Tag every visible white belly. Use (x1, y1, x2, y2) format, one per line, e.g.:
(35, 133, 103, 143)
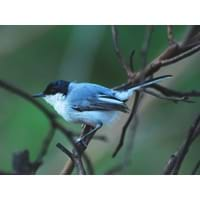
(64, 108, 118, 126)
(56, 103, 118, 126)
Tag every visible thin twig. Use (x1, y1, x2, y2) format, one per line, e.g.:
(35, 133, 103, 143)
(0, 80, 75, 145)
(123, 115, 139, 170)
(111, 26, 200, 174)
(151, 84, 200, 104)
(36, 125, 56, 164)
(0, 79, 78, 174)
(129, 49, 135, 71)
(57, 142, 87, 175)
(115, 41, 200, 91)
(0, 80, 55, 119)
(111, 25, 134, 80)
(107, 98, 142, 174)
(112, 92, 140, 157)
(56, 143, 74, 161)
(163, 114, 200, 175)
(143, 89, 194, 103)
(60, 125, 95, 175)
(167, 25, 175, 45)
(145, 43, 200, 77)
(152, 84, 200, 98)
(112, 27, 154, 158)
(141, 26, 154, 67)
(118, 26, 154, 164)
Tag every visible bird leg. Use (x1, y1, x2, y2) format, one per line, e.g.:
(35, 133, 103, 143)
(76, 123, 103, 148)
(81, 124, 86, 129)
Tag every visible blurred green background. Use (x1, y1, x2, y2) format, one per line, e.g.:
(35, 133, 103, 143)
(0, 25, 199, 174)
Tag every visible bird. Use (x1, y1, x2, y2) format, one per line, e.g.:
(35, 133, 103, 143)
(33, 75, 171, 142)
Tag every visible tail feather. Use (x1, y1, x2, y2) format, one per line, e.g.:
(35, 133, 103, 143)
(116, 75, 172, 101)
(129, 75, 172, 91)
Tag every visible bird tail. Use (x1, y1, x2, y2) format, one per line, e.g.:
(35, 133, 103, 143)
(116, 75, 172, 101)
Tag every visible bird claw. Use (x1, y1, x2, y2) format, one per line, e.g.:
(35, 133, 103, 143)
(75, 137, 88, 148)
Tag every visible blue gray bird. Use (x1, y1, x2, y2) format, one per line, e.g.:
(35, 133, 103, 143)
(33, 75, 171, 139)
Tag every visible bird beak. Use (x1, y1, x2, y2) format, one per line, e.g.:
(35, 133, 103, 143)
(32, 93, 45, 98)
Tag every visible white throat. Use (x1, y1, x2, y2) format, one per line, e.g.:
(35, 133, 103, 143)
(43, 93, 66, 109)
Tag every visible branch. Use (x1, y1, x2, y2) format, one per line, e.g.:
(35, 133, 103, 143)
(0, 80, 76, 144)
(56, 143, 74, 161)
(150, 84, 200, 104)
(0, 80, 55, 119)
(107, 94, 143, 173)
(115, 28, 200, 91)
(0, 79, 78, 174)
(112, 26, 200, 175)
(167, 25, 175, 45)
(112, 27, 154, 158)
(106, 115, 139, 174)
(163, 114, 200, 175)
(52, 25, 200, 174)
(35, 125, 55, 165)
(129, 49, 135, 71)
(60, 125, 96, 175)
(60, 25, 200, 174)
(112, 92, 140, 157)
(144, 43, 200, 78)
(152, 84, 200, 98)
(141, 26, 154, 67)
(143, 89, 194, 103)
(57, 142, 86, 175)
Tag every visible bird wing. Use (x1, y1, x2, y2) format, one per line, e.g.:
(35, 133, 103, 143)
(72, 93, 129, 113)
(68, 82, 129, 113)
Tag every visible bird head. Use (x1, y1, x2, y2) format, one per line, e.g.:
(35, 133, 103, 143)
(33, 80, 70, 106)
